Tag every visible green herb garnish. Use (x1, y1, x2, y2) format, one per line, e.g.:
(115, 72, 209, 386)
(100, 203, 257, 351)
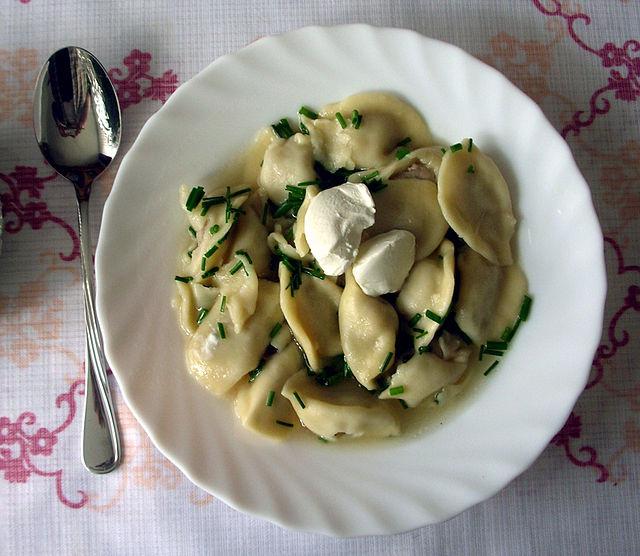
(274, 184, 307, 218)
(519, 294, 533, 321)
(379, 351, 393, 374)
(399, 399, 410, 409)
(269, 322, 282, 338)
(220, 295, 226, 313)
(408, 313, 422, 327)
(204, 244, 218, 258)
(396, 146, 411, 160)
(441, 147, 447, 154)
(200, 256, 207, 272)
(271, 118, 294, 139)
(467, 164, 475, 174)
(185, 186, 205, 211)
(174, 275, 192, 283)
(389, 385, 405, 396)
(351, 109, 362, 128)
(229, 260, 245, 275)
(275, 420, 294, 428)
(335, 111, 347, 128)
(450, 143, 463, 153)
(217, 322, 226, 339)
(486, 340, 508, 351)
(201, 266, 218, 279)
(484, 360, 499, 376)
(299, 121, 309, 135)
(298, 106, 318, 119)
(188, 225, 196, 238)
(468, 138, 473, 152)
(425, 309, 443, 324)
(397, 136, 412, 147)
(418, 345, 430, 354)
(209, 224, 220, 235)
(248, 360, 265, 382)
(196, 308, 209, 325)
(293, 391, 306, 409)
(483, 349, 504, 357)
(265, 390, 275, 407)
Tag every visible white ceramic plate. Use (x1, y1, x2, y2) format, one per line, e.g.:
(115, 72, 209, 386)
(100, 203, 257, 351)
(96, 25, 606, 536)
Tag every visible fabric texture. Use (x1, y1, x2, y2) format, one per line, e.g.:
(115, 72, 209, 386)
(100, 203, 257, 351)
(0, 1, 638, 554)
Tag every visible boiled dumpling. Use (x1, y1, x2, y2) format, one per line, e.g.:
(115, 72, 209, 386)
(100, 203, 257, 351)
(259, 133, 316, 204)
(438, 138, 516, 265)
(279, 263, 343, 370)
(339, 269, 398, 390)
(303, 92, 432, 172)
(293, 184, 319, 257)
(396, 239, 455, 349)
(364, 178, 448, 259)
(186, 279, 282, 395)
(379, 351, 469, 408)
(227, 204, 271, 277)
(282, 370, 401, 440)
(174, 281, 219, 336)
(234, 342, 303, 439)
(213, 251, 258, 333)
(455, 247, 527, 345)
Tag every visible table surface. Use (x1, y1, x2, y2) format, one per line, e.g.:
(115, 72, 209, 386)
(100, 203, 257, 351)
(1, 1, 639, 554)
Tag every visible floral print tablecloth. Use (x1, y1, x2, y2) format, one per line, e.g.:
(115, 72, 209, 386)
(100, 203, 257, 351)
(1, 1, 638, 554)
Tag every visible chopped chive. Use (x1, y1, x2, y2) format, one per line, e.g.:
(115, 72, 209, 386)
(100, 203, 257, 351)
(298, 106, 318, 119)
(396, 146, 411, 160)
(209, 224, 220, 235)
(261, 202, 269, 225)
(271, 118, 294, 139)
(441, 147, 447, 154)
(335, 111, 347, 128)
(362, 170, 380, 183)
(412, 327, 425, 334)
(185, 186, 205, 211)
(248, 360, 265, 382)
(519, 294, 533, 321)
(486, 340, 508, 351)
(299, 121, 309, 135)
(468, 138, 473, 152)
(196, 308, 209, 325)
(479, 344, 485, 361)
(236, 250, 253, 264)
(188, 225, 196, 238)
(283, 226, 294, 241)
(418, 345, 430, 354)
(467, 164, 475, 174)
(174, 275, 192, 283)
(415, 330, 429, 339)
(318, 436, 329, 443)
(229, 260, 244, 275)
(397, 136, 412, 147)
(399, 399, 409, 409)
(425, 309, 443, 324)
(293, 391, 306, 409)
(297, 179, 319, 187)
(351, 109, 362, 128)
(217, 322, 226, 339)
(389, 385, 405, 396)
(229, 187, 252, 199)
(500, 327, 512, 342)
(220, 295, 226, 313)
(187, 250, 193, 259)
(275, 420, 294, 428)
(366, 179, 387, 193)
(408, 313, 422, 327)
(201, 266, 218, 279)
(506, 318, 522, 342)
(269, 322, 282, 338)
(204, 244, 218, 258)
(379, 351, 393, 374)
(201, 195, 225, 207)
(265, 390, 275, 407)
(201, 256, 207, 272)
(483, 349, 505, 357)
(450, 143, 463, 153)
(484, 360, 499, 376)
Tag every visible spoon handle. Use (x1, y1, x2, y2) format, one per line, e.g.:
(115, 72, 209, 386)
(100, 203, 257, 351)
(77, 198, 122, 474)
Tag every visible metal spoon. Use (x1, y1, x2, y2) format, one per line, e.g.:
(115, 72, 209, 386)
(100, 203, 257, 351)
(33, 47, 122, 474)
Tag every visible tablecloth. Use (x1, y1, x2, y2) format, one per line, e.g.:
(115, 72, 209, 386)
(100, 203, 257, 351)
(1, 1, 638, 554)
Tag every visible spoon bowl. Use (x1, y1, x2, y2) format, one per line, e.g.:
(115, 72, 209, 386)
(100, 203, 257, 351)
(33, 46, 122, 473)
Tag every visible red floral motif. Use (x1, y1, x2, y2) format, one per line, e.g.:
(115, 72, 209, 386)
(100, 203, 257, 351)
(533, 0, 640, 137)
(0, 380, 88, 508)
(551, 412, 610, 482)
(0, 165, 80, 261)
(108, 50, 179, 110)
(588, 236, 640, 389)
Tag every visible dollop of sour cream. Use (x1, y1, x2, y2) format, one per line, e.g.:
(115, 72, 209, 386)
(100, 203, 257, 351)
(304, 182, 375, 276)
(200, 330, 221, 359)
(353, 229, 416, 296)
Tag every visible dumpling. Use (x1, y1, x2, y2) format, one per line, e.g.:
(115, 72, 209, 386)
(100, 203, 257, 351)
(259, 133, 316, 204)
(303, 92, 432, 171)
(174, 281, 219, 336)
(213, 251, 258, 333)
(455, 247, 527, 345)
(339, 269, 398, 390)
(437, 138, 516, 265)
(227, 204, 271, 277)
(234, 342, 303, 439)
(396, 239, 455, 350)
(379, 352, 469, 408)
(282, 370, 401, 440)
(186, 279, 282, 396)
(364, 178, 448, 259)
(293, 185, 319, 257)
(278, 263, 342, 370)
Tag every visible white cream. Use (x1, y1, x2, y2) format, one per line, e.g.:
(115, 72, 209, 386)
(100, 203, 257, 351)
(304, 182, 375, 276)
(352, 230, 415, 296)
(200, 331, 221, 359)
